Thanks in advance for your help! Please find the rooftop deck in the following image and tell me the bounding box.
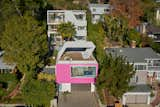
[60,52,95,61]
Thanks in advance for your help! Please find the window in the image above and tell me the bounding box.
[75,14,84,20]
[78,26,85,30]
[134,65,146,71]
[104,9,110,12]
[71,66,96,77]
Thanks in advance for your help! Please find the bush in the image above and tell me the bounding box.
[0,73,18,101]
[127,29,142,46]
[22,79,56,106]
[38,72,55,81]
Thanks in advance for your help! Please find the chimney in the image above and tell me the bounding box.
[130,40,136,48]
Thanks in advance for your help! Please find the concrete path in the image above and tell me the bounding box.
[58,91,98,107]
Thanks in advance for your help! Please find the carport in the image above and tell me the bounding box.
[122,84,151,105]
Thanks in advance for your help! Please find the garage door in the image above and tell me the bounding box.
[126,95,147,104]
[71,84,91,91]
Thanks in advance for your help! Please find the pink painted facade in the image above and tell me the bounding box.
[55,63,98,84]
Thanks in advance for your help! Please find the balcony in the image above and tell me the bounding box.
[47,13,64,24]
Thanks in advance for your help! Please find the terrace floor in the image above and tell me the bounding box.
[60,52,95,61]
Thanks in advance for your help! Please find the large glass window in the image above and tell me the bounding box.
[71,66,96,77]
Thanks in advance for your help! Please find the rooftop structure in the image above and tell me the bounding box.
[56,41,97,64]
[55,41,98,92]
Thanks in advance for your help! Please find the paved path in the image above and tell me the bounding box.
[58,91,98,107]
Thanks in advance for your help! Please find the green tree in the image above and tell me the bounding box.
[97,55,135,101]
[151,42,160,53]
[127,29,142,46]
[140,0,157,23]
[22,79,55,106]
[0,15,48,84]
[104,15,128,44]
[57,22,76,40]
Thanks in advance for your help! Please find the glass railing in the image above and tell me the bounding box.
[148,66,160,71]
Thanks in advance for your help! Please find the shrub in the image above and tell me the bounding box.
[38,72,55,81]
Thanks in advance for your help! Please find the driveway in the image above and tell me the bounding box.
[58,91,98,107]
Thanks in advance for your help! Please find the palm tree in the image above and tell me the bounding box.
[57,22,76,41]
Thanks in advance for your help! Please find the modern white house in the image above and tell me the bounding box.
[47,10,87,50]
[88,3,111,24]
[106,47,160,105]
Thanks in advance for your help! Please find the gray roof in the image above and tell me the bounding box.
[129,84,151,93]
[146,24,160,34]
[106,47,160,63]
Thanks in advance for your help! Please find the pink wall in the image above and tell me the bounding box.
[55,63,98,84]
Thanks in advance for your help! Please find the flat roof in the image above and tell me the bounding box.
[106,47,160,63]
[60,52,95,61]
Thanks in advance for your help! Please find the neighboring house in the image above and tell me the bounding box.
[47,10,87,50]
[138,23,160,43]
[88,3,111,24]
[55,41,98,92]
[0,51,16,73]
[106,47,160,105]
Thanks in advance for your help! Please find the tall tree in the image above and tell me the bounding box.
[57,22,76,40]
[0,15,48,84]
[110,0,143,28]
[97,55,135,101]
[104,15,128,44]
[140,0,157,23]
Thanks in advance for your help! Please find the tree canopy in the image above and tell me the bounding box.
[97,55,135,100]
[110,0,143,28]
[104,15,128,44]
[0,15,48,76]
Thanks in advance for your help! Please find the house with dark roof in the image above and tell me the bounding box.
[106,47,160,105]
[138,23,160,43]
